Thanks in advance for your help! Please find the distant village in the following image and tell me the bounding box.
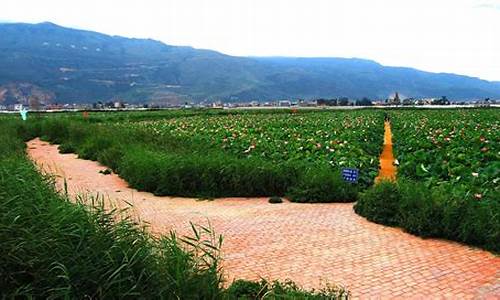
[0,92,498,112]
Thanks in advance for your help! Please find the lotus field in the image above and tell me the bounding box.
[391,109,499,201]
[122,111,385,185]
[355,108,499,252]
[1,107,499,298]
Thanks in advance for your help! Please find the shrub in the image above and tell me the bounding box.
[124,152,295,198]
[39,118,71,144]
[269,196,283,204]
[225,279,264,299]
[456,197,500,251]
[118,148,165,192]
[58,142,77,153]
[96,146,124,171]
[78,135,114,161]
[98,168,112,175]
[354,180,400,225]
[225,279,350,299]
[396,181,445,236]
[288,166,358,203]
[355,180,500,252]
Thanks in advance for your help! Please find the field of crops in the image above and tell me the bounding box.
[355,108,499,252]
[391,109,499,201]
[121,110,384,185]
[9,109,382,201]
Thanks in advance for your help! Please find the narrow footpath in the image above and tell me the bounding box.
[375,120,397,182]
[27,138,500,299]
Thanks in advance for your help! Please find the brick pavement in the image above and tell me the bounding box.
[27,138,500,299]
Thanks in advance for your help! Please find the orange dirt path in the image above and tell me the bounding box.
[27,138,499,299]
[375,121,397,183]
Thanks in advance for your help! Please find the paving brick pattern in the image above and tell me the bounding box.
[27,138,500,299]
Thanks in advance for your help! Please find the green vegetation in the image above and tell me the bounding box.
[1,120,223,298]
[32,109,384,201]
[355,180,499,252]
[355,109,500,252]
[0,115,350,298]
[391,109,499,201]
[225,279,349,299]
[269,196,283,204]
[133,111,383,181]
[1,106,498,297]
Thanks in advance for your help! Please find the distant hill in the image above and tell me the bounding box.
[1,22,500,104]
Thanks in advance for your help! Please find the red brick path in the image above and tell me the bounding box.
[27,138,500,299]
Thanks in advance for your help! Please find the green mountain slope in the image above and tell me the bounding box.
[1,22,499,104]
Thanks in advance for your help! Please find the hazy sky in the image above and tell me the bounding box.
[3,0,500,81]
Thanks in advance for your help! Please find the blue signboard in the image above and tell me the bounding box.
[342,168,359,183]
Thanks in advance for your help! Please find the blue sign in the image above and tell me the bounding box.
[342,168,359,183]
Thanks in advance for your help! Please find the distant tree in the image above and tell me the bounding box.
[317,99,337,106]
[317,98,327,106]
[433,96,450,105]
[338,97,349,106]
[356,97,372,106]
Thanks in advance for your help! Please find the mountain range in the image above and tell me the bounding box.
[1,21,500,105]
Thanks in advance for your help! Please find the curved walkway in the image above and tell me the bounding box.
[27,138,499,299]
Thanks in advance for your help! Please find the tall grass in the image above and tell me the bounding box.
[32,117,359,202]
[225,279,349,299]
[287,165,358,203]
[119,148,294,198]
[0,117,350,298]
[0,121,224,298]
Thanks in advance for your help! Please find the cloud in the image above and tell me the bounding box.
[474,1,500,10]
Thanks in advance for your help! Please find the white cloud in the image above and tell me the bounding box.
[2,0,500,81]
